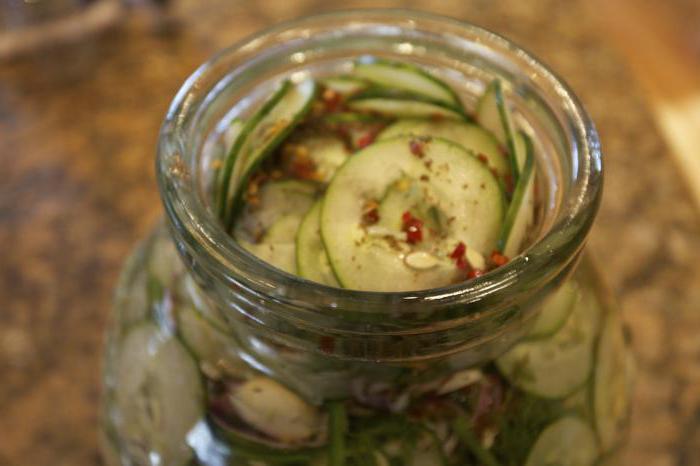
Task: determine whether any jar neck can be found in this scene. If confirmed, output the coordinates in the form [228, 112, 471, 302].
[158, 10, 602, 367]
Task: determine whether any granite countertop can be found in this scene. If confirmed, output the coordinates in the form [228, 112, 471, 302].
[1, 1, 699, 465]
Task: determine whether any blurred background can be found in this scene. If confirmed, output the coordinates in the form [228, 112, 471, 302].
[1, 0, 700, 465]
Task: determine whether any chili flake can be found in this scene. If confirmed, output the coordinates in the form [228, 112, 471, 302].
[450, 242, 466, 260]
[401, 211, 424, 244]
[456, 255, 468, 270]
[477, 153, 489, 165]
[322, 88, 343, 112]
[356, 131, 377, 149]
[490, 251, 509, 267]
[362, 208, 380, 226]
[467, 268, 484, 279]
[409, 139, 425, 158]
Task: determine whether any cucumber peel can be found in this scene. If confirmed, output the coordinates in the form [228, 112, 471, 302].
[497, 290, 600, 399]
[353, 57, 462, 108]
[498, 131, 536, 258]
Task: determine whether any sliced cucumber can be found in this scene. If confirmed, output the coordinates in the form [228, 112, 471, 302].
[348, 90, 465, 120]
[497, 290, 600, 399]
[212, 119, 244, 213]
[234, 180, 317, 242]
[216, 81, 290, 221]
[377, 176, 435, 232]
[296, 201, 340, 286]
[513, 129, 528, 173]
[115, 323, 204, 466]
[353, 58, 461, 107]
[220, 79, 317, 228]
[181, 274, 229, 330]
[290, 135, 349, 183]
[379, 119, 509, 177]
[476, 80, 519, 180]
[241, 213, 309, 274]
[525, 417, 599, 466]
[594, 312, 633, 452]
[178, 305, 240, 367]
[527, 282, 579, 340]
[234, 180, 316, 274]
[322, 76, 368, 96]
[320, 112, 386, 124]
[321, 136, 504, 291]
[498, 131, 536, 258]
[148, 233, 184, 290]
[240, 241, 297, 274]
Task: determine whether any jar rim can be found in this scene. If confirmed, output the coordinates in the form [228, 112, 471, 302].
[157, 8, 602, 328]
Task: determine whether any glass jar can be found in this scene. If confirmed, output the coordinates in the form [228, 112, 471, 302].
[100, 10, 633, 466]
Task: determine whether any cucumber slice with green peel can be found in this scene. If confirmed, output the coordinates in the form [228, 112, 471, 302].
[240, 214, 309, 274]
[296, 201, 340, 286]
[514, 129, 529, 173]
[527, 282, 579, 340]
[177, 305, 241, 367]
[498, 131, 536, 258]
[348, 90, 465, 120]
[525, 417, 599, 466]
[234, 180, 317, 242]
[376, 177, 451, 239]
[476, 79, 519, 180]
[220, 79, 317, 228]
[234, 180, 316, 274]
[290, 135, 350, 183]
[321, 76, 369, 96]
[497, 290, 600, 399]
[240, 241, 297, 274]
[594, 312, 633, 452]
[115, 323, 204, 466]
[212, 119, 244, 212]
[181, 275, 229, 330]
[321, 136, 504, 292]
[148, 234, 184, 290]
[216, 81, 291, 221]
[379, 119, 510, 177]
[241, 214, 307, 274]
[353, 58, 462, 108]
[320, 112, 386, 124]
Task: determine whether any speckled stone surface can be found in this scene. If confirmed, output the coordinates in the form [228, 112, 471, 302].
[1, 1, 699, 465]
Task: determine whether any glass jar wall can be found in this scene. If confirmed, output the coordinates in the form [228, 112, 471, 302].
[100, 10, 633, 466]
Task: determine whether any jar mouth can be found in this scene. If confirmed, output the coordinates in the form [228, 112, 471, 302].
[157, 9, 602, 327]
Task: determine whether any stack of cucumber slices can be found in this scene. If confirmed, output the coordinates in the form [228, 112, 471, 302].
[214, 57, 537, 292]
[107, 59, 632, 466]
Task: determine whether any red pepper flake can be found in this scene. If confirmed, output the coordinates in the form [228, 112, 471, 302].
[456, 255, 468, 270]
[322, 88, 343, 112]
[319, 336, 335, 354]
[290, 156, 318, 180]
[477, 153, 489, 165]
[490, 250, 509, 267]
[429, 112, 445, 122]
[401, 211, 424, 244]
[356, 131, 376, 149]
[409, 139, 425, 158]
[449, 242, 469, 270]
[467, 268, 484, 279]
[362, 207, 380, 225]
[450, 242, 466, 260]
